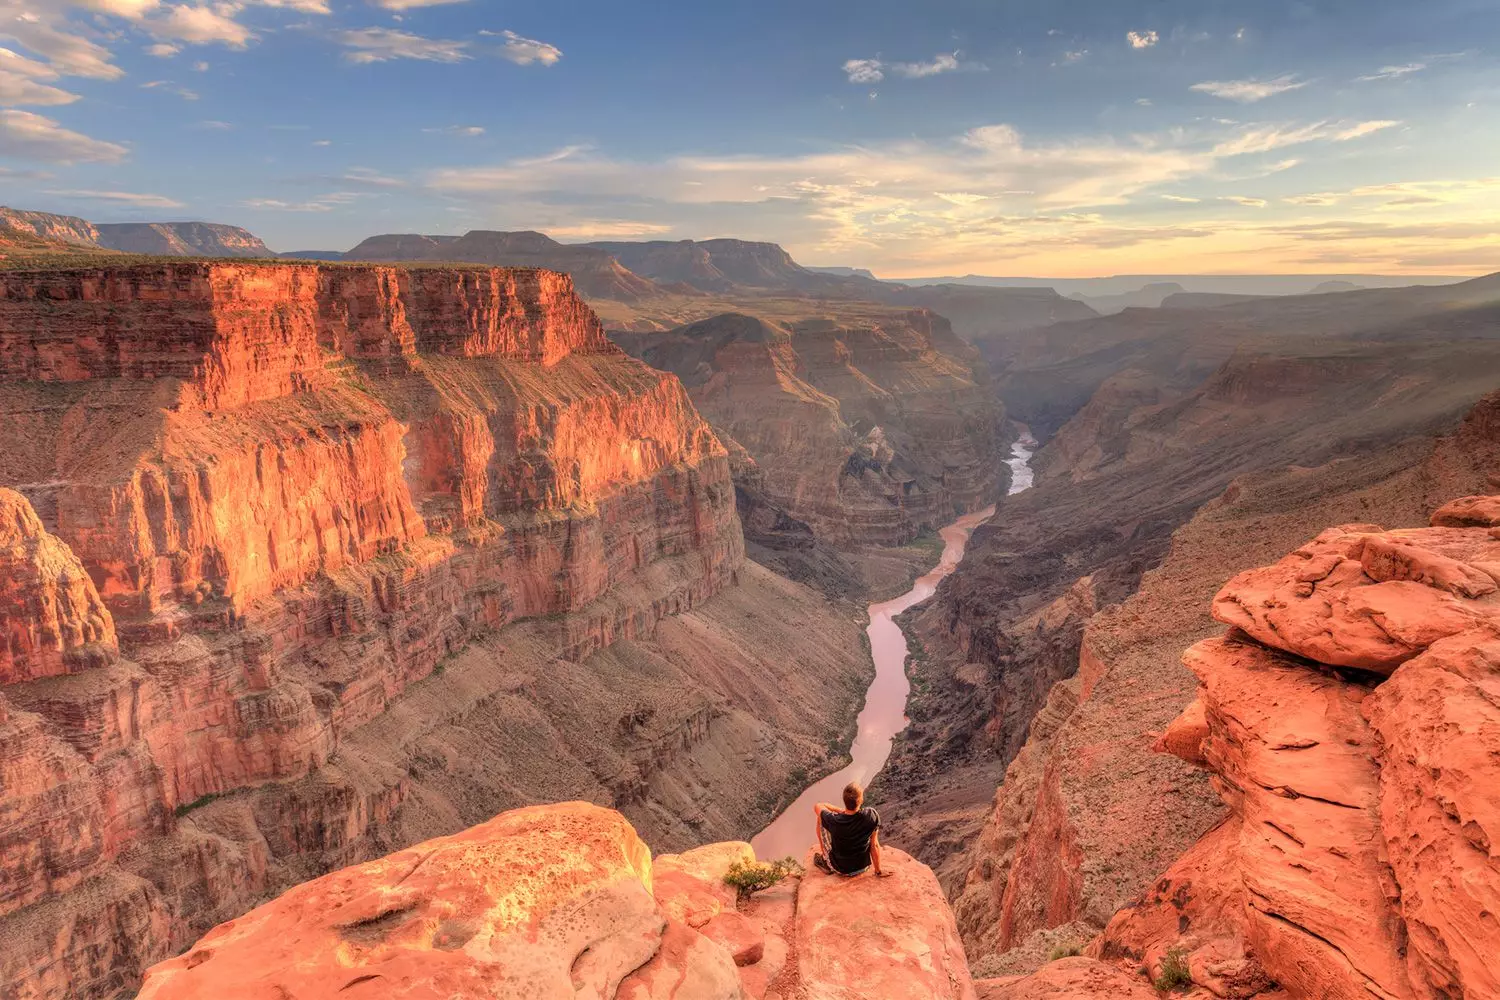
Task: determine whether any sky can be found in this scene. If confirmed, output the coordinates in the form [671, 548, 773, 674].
[2, 0, 1499, 277]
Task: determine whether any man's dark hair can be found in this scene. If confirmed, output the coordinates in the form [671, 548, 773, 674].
[842, 782, 863, 811]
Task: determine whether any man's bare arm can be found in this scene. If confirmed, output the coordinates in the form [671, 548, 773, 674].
[871, 830, 892, 877]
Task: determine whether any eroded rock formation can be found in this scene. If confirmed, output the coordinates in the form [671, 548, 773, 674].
[1096, 507, 1500, 999]
[615, 311, 1003, 548]
[0, 261, 873, 998]
[135, 801, 979, 1000]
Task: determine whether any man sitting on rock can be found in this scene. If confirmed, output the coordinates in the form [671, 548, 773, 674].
[812, 782, 892, 878]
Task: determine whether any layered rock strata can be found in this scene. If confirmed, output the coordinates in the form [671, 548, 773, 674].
[135, 801, 979, 1000]
[1097, 506, 1500, 998]
[615, 311, 1003, 548]
[0, 261, 825, 998]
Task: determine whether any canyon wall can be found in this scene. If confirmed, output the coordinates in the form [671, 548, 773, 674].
[879, 305, 1500, 975]
[0, 262, 870, 999]
[615, 310, 1004, 551]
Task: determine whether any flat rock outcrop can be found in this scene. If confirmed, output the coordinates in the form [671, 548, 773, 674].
[0, 261, 878, 998]
[135, 802, 979, 1000]
[1100, 505, 1500, 1000]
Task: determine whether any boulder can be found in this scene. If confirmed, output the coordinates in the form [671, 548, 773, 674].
[1212, 524, 1500, 672]
[795, 847, 978, 999]
[136, 802, 664, 1000]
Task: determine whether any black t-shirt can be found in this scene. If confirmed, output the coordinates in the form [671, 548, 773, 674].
[821, 807, 880, 874]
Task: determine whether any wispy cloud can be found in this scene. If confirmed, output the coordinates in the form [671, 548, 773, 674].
[843, 52, 980, 83]
[148, 4, 255, 48]
[140, 79, 198, 100]
[1357, 63, 1426, 82]
[1161, 194, 1200, 203]
[336, 27, 469, 63]
[1191, 74, 1309, 103]
[487, 30, 561, 66]
[1127, 30, 1159, 50]
[0, 109, 127, 163]
[369, 0, 469, 8]
[1221, 195, 1268, 207]
[242, 192, 363, 212]
[43, 188, 184, 208]
[423, 125, 485, 136]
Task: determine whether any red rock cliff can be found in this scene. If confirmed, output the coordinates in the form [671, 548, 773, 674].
[0, 262, 744, 998]
[1098, 506, 1500, 999]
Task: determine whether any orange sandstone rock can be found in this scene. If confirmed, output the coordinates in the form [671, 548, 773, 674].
[795, 848, 978, 1000]
[1364, 631, 1500, 1000]
[0, 488, 116, 683]
[974, 957, 1159, 999]
[1212, 525, 1500, 672]
[136, 802, 664, 1000]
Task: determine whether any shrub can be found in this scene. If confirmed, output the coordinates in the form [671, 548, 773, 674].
[1154, 947, 1193, 992]
[723, 858, 803, 900]
[1047, 943, 1082, 961]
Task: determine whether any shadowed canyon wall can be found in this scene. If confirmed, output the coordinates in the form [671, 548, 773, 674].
[0, 262, 874, 999]
[615, 310, 1005, 553]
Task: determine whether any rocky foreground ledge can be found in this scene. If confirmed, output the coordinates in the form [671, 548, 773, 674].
[134, 800, 978, 1000]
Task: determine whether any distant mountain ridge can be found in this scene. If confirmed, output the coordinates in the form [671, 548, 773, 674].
[892, 272, 1471, 296]
[585, 238, 894, 298]
[341, 229, 669, 302]
[0, 206, 270, 258]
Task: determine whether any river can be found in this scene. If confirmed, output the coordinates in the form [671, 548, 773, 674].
[750, 429, 1038, 860]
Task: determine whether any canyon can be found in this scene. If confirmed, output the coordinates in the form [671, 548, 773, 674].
[613, 310, 1004, 559]
[0, 260, 879, 998]
[880, 276, 1500, 985]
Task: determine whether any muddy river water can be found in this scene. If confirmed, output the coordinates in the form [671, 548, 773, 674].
[751, 430, 1037, 859]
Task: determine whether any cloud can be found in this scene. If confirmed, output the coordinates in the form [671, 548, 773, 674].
[1127, 30, 1159, 49]
[0, 1, 124, 79]
[491, 30, 561, 66]
[141, 78, 199, 99]
[1221, 195, 1268, 207]
[0, 109, 127, 162]
[1284, 193, 1339, 206]
[1060, 49, 1088, 64]
[369, 0, 469, 8]
[73, 0, 160, 17]
[336, 166, 405, 187]
[843, 58, 883, 84]
[194, 118, 233, 128]
[148, 3, 255, 48]
[1191, 74, 1309, 103]
[242, 192, 362, 211]
[43, 188, 184, 208]
[1334, 119, 1400, 140]
[1357, 63, 1426, 82]
[147, 42, 182, 56]
[1211, 119, 1397, 157]
[892, 52, 971, 78]
[1161, 194, 1200, 203]
[0, 49, 81, 105]
[423, 125, 485, 136]
[336, 27, 469, 63]
[253, 0, 328, 11]
[545, 220, 674, 239]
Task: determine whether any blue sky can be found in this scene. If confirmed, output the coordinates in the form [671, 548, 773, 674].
[2, 0, 1499, 276]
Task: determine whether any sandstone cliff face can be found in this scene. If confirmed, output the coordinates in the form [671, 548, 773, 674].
[1099, 505, 1500, 1000]
[134, 801, 979, 1000]
[0, 207, 101, 247]
[92, 223, 271, 258]
[0, 261, 829, 998]
[616, 310, 1003, 548]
